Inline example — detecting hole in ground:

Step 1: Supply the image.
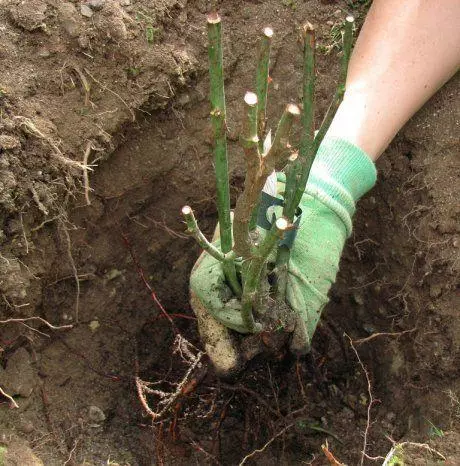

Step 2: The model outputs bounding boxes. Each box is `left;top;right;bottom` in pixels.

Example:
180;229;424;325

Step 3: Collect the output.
38;94;458;466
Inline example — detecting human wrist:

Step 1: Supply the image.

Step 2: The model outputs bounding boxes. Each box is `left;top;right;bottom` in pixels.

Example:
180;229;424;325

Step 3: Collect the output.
305;136;377;236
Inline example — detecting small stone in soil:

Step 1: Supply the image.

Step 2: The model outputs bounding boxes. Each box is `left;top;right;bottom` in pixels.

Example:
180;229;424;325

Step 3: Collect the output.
86;0;106;11
80;4;93;18
18;420;35;434
429;284;443;298
88;405;106;423
0;347;37;398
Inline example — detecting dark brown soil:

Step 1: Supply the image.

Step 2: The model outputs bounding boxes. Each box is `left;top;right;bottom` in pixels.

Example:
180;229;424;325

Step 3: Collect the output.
0;1;459;465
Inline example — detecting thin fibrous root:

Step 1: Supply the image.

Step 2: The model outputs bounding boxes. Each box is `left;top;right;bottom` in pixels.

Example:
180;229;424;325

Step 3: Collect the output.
136;348;204;421
0;316;73;331
346;333;379;466
238;422;295;465
0;387;19;409
84;68;135;121
15;117;94;172
82;141;94;206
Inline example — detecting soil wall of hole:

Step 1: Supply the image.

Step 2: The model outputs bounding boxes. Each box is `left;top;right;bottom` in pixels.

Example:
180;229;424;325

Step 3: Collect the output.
0;1;458;464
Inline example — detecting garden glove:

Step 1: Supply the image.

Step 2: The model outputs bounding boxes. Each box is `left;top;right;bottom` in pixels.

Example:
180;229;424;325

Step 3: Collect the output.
276;137;376;353
189;137;376;367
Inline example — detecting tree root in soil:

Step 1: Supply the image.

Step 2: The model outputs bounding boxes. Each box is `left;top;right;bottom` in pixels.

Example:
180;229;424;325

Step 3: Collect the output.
135;335;206;421
0;386;19;409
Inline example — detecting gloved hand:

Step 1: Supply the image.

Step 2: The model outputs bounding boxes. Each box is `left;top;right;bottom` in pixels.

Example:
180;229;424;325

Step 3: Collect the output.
190;137;376;370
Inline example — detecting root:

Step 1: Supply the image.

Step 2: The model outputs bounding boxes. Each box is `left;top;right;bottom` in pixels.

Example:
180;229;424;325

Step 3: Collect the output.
345;334;380;466
63;438;79;466
15;117;94;172
59;221;80;323
30;186;50;216
353;327;416;345
238;423;295;465
0;316;73;331
82;141;93;206
0;386;19;409
321;440;344;466
383;441;446;464
84;68;135;121
19;213;29;254
135;335;205;421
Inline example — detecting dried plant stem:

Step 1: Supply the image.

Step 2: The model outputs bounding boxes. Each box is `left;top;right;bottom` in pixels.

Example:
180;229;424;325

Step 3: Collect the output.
234;100;300;261
207;13;240;296
233;92;260;258
240;217;288;331
256;27;273;153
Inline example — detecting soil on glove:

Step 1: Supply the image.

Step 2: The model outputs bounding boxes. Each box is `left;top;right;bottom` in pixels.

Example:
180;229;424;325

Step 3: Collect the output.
0;1;459;465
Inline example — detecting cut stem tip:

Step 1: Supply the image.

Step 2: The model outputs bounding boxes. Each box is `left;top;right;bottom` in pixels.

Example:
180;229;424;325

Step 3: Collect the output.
286;103;301;116
244;91;258;106
302;21;315;35
263;27;274;38
182;205;192;216
345;15;355;24
276;217;288;231
207;12;221;24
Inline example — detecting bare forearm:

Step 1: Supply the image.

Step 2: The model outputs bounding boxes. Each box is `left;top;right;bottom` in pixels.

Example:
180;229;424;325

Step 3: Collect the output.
327;0;460;160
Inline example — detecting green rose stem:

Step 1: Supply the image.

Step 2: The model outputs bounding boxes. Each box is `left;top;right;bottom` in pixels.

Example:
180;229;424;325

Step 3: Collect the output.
276;18;354;300
182;206;233;262
256;27;274;153
207;13;241;297
276;22;316;300
241;217;289;331
283;22;316;220
312;15;354;154
249;27;274;230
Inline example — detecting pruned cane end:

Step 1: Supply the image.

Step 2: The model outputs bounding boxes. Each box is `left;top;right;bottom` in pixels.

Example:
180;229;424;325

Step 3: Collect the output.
244;91;258;106
207;12;221;24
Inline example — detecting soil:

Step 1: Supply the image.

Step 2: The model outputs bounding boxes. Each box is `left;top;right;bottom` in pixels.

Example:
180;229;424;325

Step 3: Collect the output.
0;0;459;465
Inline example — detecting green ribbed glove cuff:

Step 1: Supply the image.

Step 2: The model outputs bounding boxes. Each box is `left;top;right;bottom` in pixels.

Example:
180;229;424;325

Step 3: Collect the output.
305;137;377;236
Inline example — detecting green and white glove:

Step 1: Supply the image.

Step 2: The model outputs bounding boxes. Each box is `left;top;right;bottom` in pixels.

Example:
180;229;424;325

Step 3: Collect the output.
190;136;376;353
281;137;376;353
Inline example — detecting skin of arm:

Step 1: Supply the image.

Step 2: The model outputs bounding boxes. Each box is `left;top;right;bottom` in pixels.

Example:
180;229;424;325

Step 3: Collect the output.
326;0;460;160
